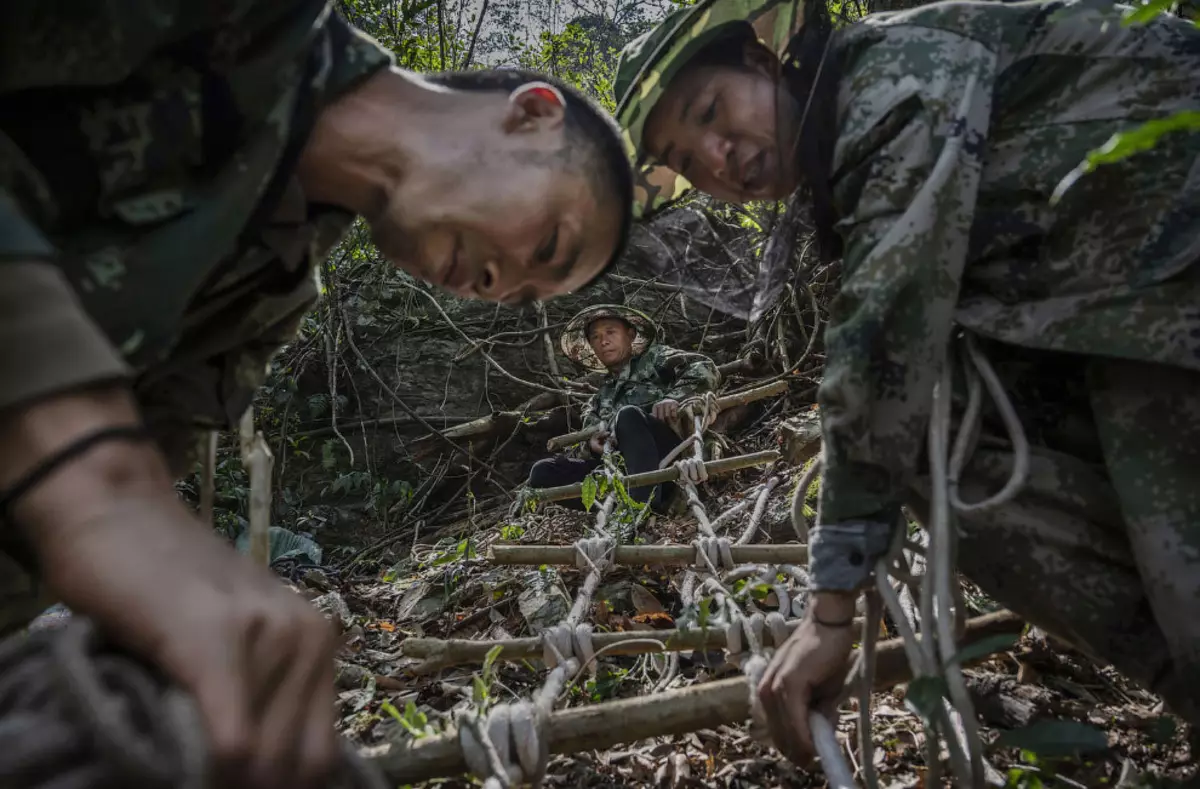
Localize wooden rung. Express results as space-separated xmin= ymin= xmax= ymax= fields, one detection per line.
xmin=489 ymin=543 xmax=808 ymax=567
xmin=401 ymin=616 xmax=833 ymax=667
xmin=373 ymin=610 xmax=1024 ymax=785
xmin=546 ymin=380 xmax=789 ymax=452
xmin=533 ymin=450 xmax=779 ymax=503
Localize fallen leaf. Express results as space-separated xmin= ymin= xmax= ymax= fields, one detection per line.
xmin=630 ymin=583 xmax=666 ymax=614
xmin=631 ymin=611 xmax=675 ymax=629
xmin=613 ymin=615 xmax=656 ymax=632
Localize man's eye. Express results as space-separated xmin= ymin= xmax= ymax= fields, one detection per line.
xmin=701 ymin=99 xmax=716 ymax=124
xmin=537 ymin=226 xmax=559 ymax=264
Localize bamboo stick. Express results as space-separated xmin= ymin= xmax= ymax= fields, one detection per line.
xmin=374 ymin=610 xmax=1024 ymax=784
xmin=534 ymin=450 xmax=779 ymax=503
xmin=239 ymin=409 xmax=274 ymax=567
xmin=401 ymin=616 xmax=837 ymax=666
xmin=489 ymin=543 xmax=808 ymax=567
xmin=198 ymin=430 xmax=217 ymax=526
xmin=546 ymin=381 xmax=789 ymax=452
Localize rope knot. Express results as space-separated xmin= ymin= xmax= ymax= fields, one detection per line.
xmin=724 ymin=612 xmax=767 ymax=664
xmin=458 ymin=700 xmax=549 ymax=789
xmin=572 ymin=537 xmax=614 ymax=572
xmin=693 ymin=536 xmax=734 ymax=572
xmin=541 ymin=623 xmax=595 ymax=672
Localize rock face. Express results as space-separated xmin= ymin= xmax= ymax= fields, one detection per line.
xmin=282 ymin=260 xmax=755 ymax=531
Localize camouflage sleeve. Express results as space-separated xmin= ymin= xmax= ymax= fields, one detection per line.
xmin=0 ymin=195 xmax=130 ymax=412
xmin=657 ymin=346 xmax=720 ymax=402
xmin=811 ymin=26 xmax=999 ymax=592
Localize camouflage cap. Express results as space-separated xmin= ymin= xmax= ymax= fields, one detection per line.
xmin=561 ymin=304 xmax=659 ymax=372
xmin=613 ymin=0 xmax=806 ymax=220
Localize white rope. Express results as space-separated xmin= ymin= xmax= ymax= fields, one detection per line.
xmin=693 ymin=536 xmax=735 ymax=573
xmin=459 ymin=702 xmax=545 ymax=788
xmin=541 ymin=622 xmax=595 ymax=670
xmin=572 ymin=537 xmax=615 ymax=571
xmin=736 ymin=477 xmax=780 ymax=545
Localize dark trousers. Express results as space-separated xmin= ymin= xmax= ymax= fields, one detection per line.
xmin=528 ymin=406 xmax=683 ymax=512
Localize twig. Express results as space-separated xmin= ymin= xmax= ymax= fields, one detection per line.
xmin=488 ymin=543 xmax=807 ymax=566
xmin=402 ymin=282 xmax=574 ymax=396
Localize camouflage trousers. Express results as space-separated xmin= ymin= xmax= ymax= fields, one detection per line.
xmin=906 ymin=353 xmax=1200 ymax=726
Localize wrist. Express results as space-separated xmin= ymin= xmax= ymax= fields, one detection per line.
xmin=810 ymin=590 xmax=857 ymax=625
xmin=0 ymin=386 xmax=173 ymax=546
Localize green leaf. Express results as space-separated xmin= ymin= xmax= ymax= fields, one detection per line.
xmin=950 ymin=632 xmax=1020 ymax=666
xmin=1052 ymin=111 xmax=1200 ymax=204
xmin=1121 ymin=0 xmax=1176 ymax=26
xmin=993 ymin=720 xmax=1110 ymax=758
xmin=482 ymin=644 xmax=503 ymax=683
xmin=472 ymin=675 xmax=489 ymax=705
xmin=581 ymin=475 xmax=598 ymax=511
xmin=903 ymin=675 xmax=948 ymax=726
xmin=380 ymin=699 xmax=404 ymax=724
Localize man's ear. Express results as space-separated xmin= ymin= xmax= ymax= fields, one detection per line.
xmin=741 ymin=39 xmax=781 ymax=79
xmin=503 ymin=81 xmax=567 ymax=134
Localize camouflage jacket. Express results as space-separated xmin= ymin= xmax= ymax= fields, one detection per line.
xmin=579 ymin=343 xmax=720 ymax=435
xmin=0 ymin=1 xmax=391 ymax=472
xmin=808 ymin=0 xmax=1200 ymax=591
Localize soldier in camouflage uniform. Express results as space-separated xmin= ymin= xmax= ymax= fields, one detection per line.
xmin=0 ymin=2 xmax=634 ymax=785
xmin=613 ymin=0 xmax=1200 ymax=765
xmin=528 ymin=305 xmax=720 ymax=512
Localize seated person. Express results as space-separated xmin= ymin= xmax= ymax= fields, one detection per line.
xmin=528 ymin=305 xmax=719 ymax=512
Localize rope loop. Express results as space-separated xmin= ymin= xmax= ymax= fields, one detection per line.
xmin=693 ymin=536 xmax=734 ymax=572
xmin=572 ymin=537 xmax=614 ymax=571
xmin=541 ymin=623 xmax=595 ymax=671
xmin=458 ymin=700 xmax=549 ymax=788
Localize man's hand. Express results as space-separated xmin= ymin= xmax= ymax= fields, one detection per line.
xmin=651 ymin=398 xmax=680 ymax=422
xmin=679 ymin=393 xmax=719 ymax=431
xmin=588 ymin=429 xmax=612 ymax=455
xmin=1 ymin=386 xmax=340 ymax=789
xmin=757 ymin=592 xmax=857 ymax=766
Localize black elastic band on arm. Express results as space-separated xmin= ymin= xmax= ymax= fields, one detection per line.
xmin=812 ymin=611 xmax=856 ymax=628
xmin=0 ymin=425 xmax=153 ymax=517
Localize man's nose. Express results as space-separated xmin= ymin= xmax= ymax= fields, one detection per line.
xmin=699 ymin=133 xmax=734 ymax=181
xmin=476 ymin=259 xmax=515 ymax=301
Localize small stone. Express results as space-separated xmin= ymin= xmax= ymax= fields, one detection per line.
xmin=313 ymin=591 xmax=353 ymax=631
xmin=518 ymin=586 xmax=571 ymax=633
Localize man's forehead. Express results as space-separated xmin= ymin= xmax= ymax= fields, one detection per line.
xmin=588 ymin=317 xmax=632 ymax=333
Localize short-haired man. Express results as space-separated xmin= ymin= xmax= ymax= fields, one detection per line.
xmin=0 ymin=4 xmax=633 ymax=785
xmin=528 ymin=305 xmax=719 ymax=512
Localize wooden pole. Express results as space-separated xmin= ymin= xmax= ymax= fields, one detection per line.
xmin=489 ymin=543 xmax=808 ymax=567
xmin=401 ymin=613 xmax=857 ymax=668
xmin=406 ymin=619 xmax=794 ymax=665
xmin=198 ymin=430 xmax=217 ymax=526
xmin=239 ymin=408 xmax=274 ymax=567
xmin=534 ymin=450 xmax=779 ymax=504
xmin=374 ymin=610 xmax=1024 ymax=785
xmin=546 ymin=381 xmax=789 ymax=452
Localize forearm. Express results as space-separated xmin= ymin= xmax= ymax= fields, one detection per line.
xmin=0 ymin=384 xmax=177 ymax=557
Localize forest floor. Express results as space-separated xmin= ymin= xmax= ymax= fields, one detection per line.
xmin=290 ymin=437 xmax=1198 ymax=789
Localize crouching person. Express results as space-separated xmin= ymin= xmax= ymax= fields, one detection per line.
xmin=528 ymin=305 xmax=719 ymax=512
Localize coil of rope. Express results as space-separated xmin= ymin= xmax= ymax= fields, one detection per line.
xmin=791 ymin=330 xmax=1029 ymax=789
xmin=0 ymin=618 xmax=386 ymax=789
